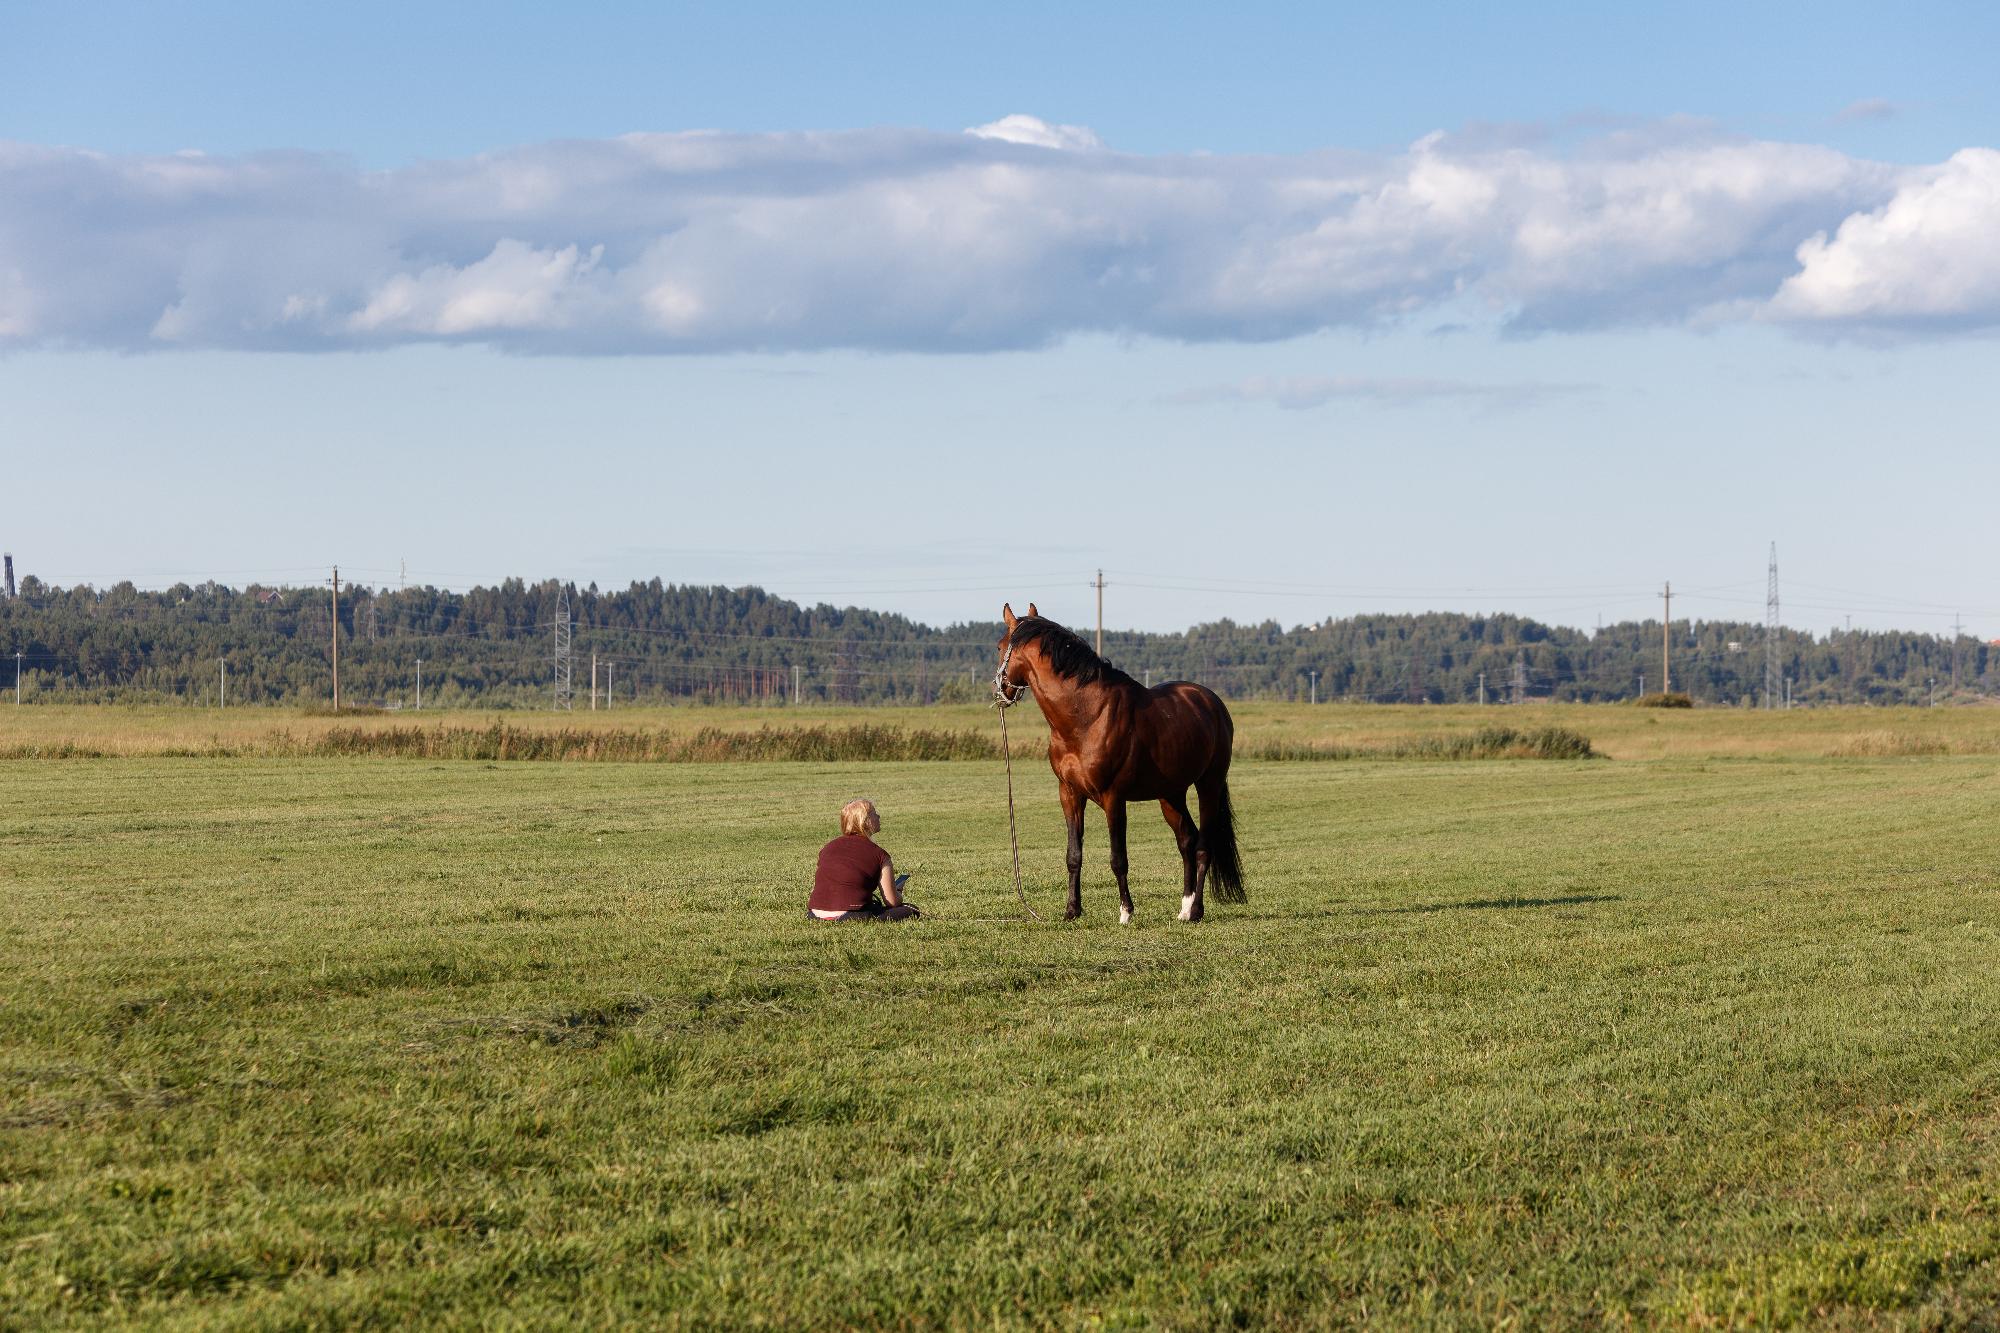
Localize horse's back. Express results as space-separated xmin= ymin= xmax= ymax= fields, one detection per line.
xmin=1135 ymin=680 xmax=1233 ymax=785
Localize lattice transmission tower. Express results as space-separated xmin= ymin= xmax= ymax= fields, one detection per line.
xmin=553 ymin=586 xmax=573 ymax=710
xmin=1764 ymin=543 xmax=1781 ymax=709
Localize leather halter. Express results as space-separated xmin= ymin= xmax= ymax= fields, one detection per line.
xmin=993 ymin=640 xmax=1028 ymax=707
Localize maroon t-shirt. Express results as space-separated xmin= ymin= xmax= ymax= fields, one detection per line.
xmin=810 ymin=835 xmax=890 ymax=912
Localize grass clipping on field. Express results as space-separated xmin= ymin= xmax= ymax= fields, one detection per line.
xmin=1 ymin=721 xmax=1600 ymax=762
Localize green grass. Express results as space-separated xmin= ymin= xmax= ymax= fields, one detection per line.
xmin=1243 ymin=724 xmax=1597 ymax=762
xmin=13 ymin=698 xmax=2000 ymax=763
xmin=3 ymin=743 xmax=1999 ymax=1326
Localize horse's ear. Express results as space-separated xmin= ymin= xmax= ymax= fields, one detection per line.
xmin=1002 ymin=602 xmax=1017 ymax=629
xmin=1026 ymin=602 xmax=1039 ymax=618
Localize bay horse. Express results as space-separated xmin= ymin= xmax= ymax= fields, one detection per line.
xmin=994 ymin=602 xmax=1245 ymax=923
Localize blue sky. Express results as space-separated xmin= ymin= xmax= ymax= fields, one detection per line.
xmin=3 ymin=1 xmax=1997 ymax=635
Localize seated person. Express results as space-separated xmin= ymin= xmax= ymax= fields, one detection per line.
xmin=809 ymin=798 xmax=919 ymax=922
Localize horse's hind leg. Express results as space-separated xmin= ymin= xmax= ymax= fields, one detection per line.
xmin=1105 ymin=798 xmax=1134 ymax=924
xmin=1159 ymin=793 xmax=1205 ymax=922
xmin=1061 ymin=783 xmax=1086 ymax=920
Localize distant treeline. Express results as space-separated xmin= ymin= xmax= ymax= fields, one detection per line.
xmin=0 ymin=575 xmax=1990 ymax=707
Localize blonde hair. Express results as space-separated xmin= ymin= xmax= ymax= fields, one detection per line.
xmin=838 ymin=799 xmax=879 ymax=837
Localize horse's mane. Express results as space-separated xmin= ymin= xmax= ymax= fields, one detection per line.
xmin=1008 ymin=617 xmax=1139 ymax=690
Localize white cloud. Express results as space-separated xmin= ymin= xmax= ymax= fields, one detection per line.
xmin=347 ymin=240 xmax=606 ymax=335
xmin=1769 ymin=148 xmax=2000 ymax=329
xmin=965 ymin=115 xmax=1103 ymax=151
xmin=0 ymin=264 xmax=34 ymax=337
xmin=0 ymin=121 xmax=1989 ymax=354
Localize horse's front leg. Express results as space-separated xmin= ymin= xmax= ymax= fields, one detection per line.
xmin=1105 ymin=797 xmax=1134 ymax=924
xmin=1061 ymin=784 xmax=1086 ymax=920
xmin=1159 ymin=792 xmax=1204 ymax=922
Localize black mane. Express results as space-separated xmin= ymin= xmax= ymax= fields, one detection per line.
xmin=1008 ymin=617 xmax=1138 ymax=690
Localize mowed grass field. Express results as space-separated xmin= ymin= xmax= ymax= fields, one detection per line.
xmin=10 ymin=699 xmax=2000 ymax=760
xmin=3 ymin=706 xmax=2000 ymax=1327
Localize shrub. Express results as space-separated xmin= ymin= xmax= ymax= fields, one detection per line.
xmin=1634 ymin=692 xmax=1694 ymax=709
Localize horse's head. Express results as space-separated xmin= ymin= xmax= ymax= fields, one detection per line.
xmin=994 ymin=601 xmax=1039 ymax=706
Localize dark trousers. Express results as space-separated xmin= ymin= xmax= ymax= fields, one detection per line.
xmin=807 ymin=901 xmax=918 ymax=923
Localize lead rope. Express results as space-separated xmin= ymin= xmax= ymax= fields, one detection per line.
xmin=999 ymin=704 xmax=1042 ymax=921
xmin=994 ymin=644 xmax=1043 ymax=922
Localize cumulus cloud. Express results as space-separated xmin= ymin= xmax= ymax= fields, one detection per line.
xmin=1769 ymin=148 xmax=2000 ymax=329
xmin=965 ymin=114 xmax=1103 ymax=151
xmin=0 ymin=120 xmax=1989 ymax=354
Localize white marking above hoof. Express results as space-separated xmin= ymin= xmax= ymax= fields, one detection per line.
xmin=1119 ymin=906 xmax=1133 ymax=925
xmin=1179 ymin=892 xmax=1197 ymax=921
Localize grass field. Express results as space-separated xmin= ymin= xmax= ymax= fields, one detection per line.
xmin=7 ymin=699 xmax=2000 ymax=761
xmin=4 ymin=706 xmax=1999 ymax=1326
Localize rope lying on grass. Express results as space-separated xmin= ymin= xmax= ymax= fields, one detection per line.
xmin=994 ymin=644 xmax=1044 ymax=922
xmin=998 ymin=705 xmax=1043 ymax=922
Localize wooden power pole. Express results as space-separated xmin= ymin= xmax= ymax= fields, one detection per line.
xmin=1094 ymin=569 xmax=1105 ymax=656
xmin=330 ymin=565 xmax=341 ymax=712
xmin=1658 ymin=580 xmax=1672 ymax=696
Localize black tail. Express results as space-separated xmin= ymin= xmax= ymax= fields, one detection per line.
xmin=1198 ymin=773 xmax=1246 ymax=904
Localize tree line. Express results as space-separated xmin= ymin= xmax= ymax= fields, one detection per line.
xmin=0 ymin=575 xmax=1990 ymax=708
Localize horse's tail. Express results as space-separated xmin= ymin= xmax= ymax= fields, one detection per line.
xmin=1199 ymin=770 xmax=1246 ymax=904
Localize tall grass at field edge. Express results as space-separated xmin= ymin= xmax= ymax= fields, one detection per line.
xmin=1246 ymin=725 xmax=1598 ymax=762
xmin=0 ymin=722 xmax=1604 ymax=763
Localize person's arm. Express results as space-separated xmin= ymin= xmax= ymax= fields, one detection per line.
xmin=878 ymin=855 xmax=901 ymax=907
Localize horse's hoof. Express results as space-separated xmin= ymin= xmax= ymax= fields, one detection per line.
xmin=1063 ymin=906 xmax=1082 ymax=921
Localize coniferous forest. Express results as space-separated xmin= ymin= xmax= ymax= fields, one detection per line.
xmin=0 ymin=575 xmax=1990 ymax=708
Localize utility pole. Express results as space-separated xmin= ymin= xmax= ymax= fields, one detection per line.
xmin=416 ymin=659 xmax=423 ymax=710
xmin=1639 ymin=673 xmax=1645 ymax=698
xmin=552 ymin=587 xmax=573 ymax=710
xmin=1310 ymin=669 xmax=1319 ymax=705
xmin=1765 ymin=544 xmax=1781 ymax=709
xmin=1094 ymin=569 xmax=1106 ymax=656
xmin=330 ymin=566 xmax=340 ymax=712
xmin=1929 ymin=678 xmax=1936 ymax=708
xmin=1144 ymin=668 xmax=1152 ymax=689
xmin=1477 ymin=671 xmax=1485 ymax=706
xmin=1659 ymin=581 xmax=1672 ymax=695
xmin=218 ymin=658 xmax=225 ymax=710
xmin=792 ymin=663 xmax=801 ymax=705
xmin=606 ymin=660 xmax=613 ymax=710
xmin=14 ymin=651 xmax=21 ymax=705
xmin=590 ymin=650 xmax=598 ymax=711
xmin=1842 ymin=613 xmax=1854 ymax=705
xmin=1785 ymin=676 xmax=1792 ymax=710
xmin=1952 ymin=612 xmax=1963 ymax=696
